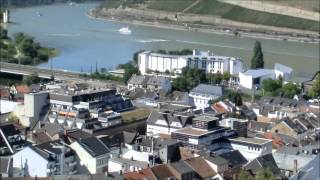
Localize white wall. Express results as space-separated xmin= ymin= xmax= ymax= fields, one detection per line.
xmin=231 ymin=141 xmax=272 ymax=162
xmin=239 ymin=73 xmax=254 ymax=89
xmin=13 ymin=147 xmax=48 ymax=177
xmin=108 ymin=160 xmax=122 ymax=173
xmin=70 ymin=142 xmax=97 ymax=174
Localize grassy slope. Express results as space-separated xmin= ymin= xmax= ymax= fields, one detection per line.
xmin=186 ymin=0 xmax=319 ymax=31
xmin=147 ymin=0 xmax=196 ymax=12
xmin=98 ymin=0 xmax=319 ymax=31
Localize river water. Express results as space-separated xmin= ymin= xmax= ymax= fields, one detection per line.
xmin=7 ymin=3 xmax=319 ymax=77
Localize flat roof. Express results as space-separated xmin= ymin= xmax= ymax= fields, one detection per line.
xmin=174 ymin=127 xmax=209 ymax=136
xmin=230 ymin=137 xmax=272 ymax=145
xmin=194 ymin=115 xmax=219 ymax=122
xmin=242 ymin=69 xmax=274 ymax=78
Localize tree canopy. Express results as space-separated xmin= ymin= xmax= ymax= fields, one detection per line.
xmin=262 ymin=78 xmax=282 ymax=96
xmin=308 ymin=74 xmax=320 ymax=98
xmin=250 ymin=41 xmax=264 ymax=69
xmin=282 ymin=82 xmax=301 ymax=98
xmin=255 ymin=168 xmax=277 ymax=180
xmin=172 ymin=67 xmax=206 ymax=91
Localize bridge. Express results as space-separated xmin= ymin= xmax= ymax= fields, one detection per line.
xmin=0 ymin=62 xmax=83 ymax=81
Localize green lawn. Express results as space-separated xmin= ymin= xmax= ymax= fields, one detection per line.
xmin=186 ymin=0 xmax=319 ymax=32
xmin=147 ymin=0 xmax=196 ymax=12
xmin=121 ymin=108 xmax=152 ymax=123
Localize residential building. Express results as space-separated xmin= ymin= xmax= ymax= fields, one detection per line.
xmin=146 ymin=110 xmax=194 ymax=136
xmin=290 ymin=155 xmax=319 ymax=180
xmin=151 ymin=164 xmax=176 ymax=180
xmin=228 ymin=137 xmax=272 ymax=162
xmin=123 ymin=137 xmax=181 ymax=164
xmin=171 ymin=116 xmax=231 ymax=150
xmin=239 ymin=63 xmax=293 ymax=89
xmin=12 ymin=140 xmax=77 ymax=177
xmin=244 ymin=154 xmax=280 ymax=176
xmin=270 ymin=118 xmax=306 ymax=138
xmin=127 ymin=75 xmax=172 ymax=93
xmin=189 ymin=84 xmax=223 ymax=110
xmin=185 ymin=157 xmax=223 ymax=180
xmin=70 ymin=137 xmax=110 ymax=174
xmin=108 ymin=156 xmax=149 ymax=174
xmin=9 ymin=85 xmax=30 ymax=102
xmin=218 ymin=150 xmax=248 ymax=169
xmin=167 ymin=160 xmax=197 ymax=180
xmin=273 ymin=146 xmax=318 ymax=177
xmin=123 ymin=168 xmax=157 ymax=180
xmin=0 ymin=123 xmax=24 ymax=155
xmin=138 ymin=50 xmax=244 ymax=77
xmin=219 ymin=118 xmax=248 ymax=137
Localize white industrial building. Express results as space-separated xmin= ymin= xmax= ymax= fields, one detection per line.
xmin=239 ymin=63 xmax=293 ymax=90
xmin=229 ymin=137 xmax=272 ymax=162
xmin=138 ymin=50 xmax=244 ymax=76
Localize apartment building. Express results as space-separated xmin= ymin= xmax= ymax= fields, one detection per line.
xmin=138 ymin=50 xmax=244 ymax=76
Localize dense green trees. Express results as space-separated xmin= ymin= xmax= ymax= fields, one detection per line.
xmin=262 ymin=78 xmax=282 ymax=96
xmin=262 ymin=78 xmax=302 ymax=98
xmin=255 ymin=168 xmax=276 ymax=180
xmin=250 ymin=41 xmax=264 ymax=69
xmin=282 ymin=82 xmax=301 ymax=98
xmin=238 ymin=168 xmax=276 ymax=180
xmin=308 ymin=74 xmax=320 ymax=98
xmin=172 ymin=67 xmax=206 ymax=91
xmin=155 ymin=49 xmax=193 ymax=55
xmin=0 ymin=29 xmax=56 ymax=65
xmin=238 ymin=170 xmax=254 ymax=180
xmin=228 ymin=91 xmax=243 ymax=106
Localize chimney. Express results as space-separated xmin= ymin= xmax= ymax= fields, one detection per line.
xmin=294 ymin=159 xmax=298 ymax=174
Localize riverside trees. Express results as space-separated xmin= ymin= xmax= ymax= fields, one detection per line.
xmin=250 ymin=41 xmax=264 ymax=69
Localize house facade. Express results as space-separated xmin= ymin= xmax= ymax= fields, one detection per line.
xmin=12 ymin=141 xmax=77 ymax=177
xmin=127 ymin=75 xmax=172 ymax=93
xmin=70 ymin=137 xmax=110 ymax=174
xmin=189 ymin=84 xmax=223 ymax=110
xmin=146 ymin=110 xmax=194 ymax=136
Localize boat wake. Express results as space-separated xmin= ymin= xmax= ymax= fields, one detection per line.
xmin=137 ymin=39 xmax=170 ymax=43
xmin=47 ymin=33 xmax=81 ymax=37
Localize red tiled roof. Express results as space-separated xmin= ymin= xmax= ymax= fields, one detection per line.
xmin=263 ymin=132 xmax=285 ymax=149
xmin=185 ymin=157 xmax=217 ymax=179
xmin=15 ymin=85 xmax=30 ymax=94
xmin=124 ymin=167 xmax=157 ymax=180
xmin=0 ymin=89 xmax=9 ymax=98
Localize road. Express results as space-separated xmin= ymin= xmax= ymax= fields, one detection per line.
xmin=0 ymin=62 xmax=126 ymax=88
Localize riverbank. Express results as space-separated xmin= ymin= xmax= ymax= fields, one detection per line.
xmin=89 ymin=9 xmax=319 ymax=44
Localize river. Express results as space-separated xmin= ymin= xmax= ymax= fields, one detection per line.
xmin=6 ymin=2 xmax=319 ymax=77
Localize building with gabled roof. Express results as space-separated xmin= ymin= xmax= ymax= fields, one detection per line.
xmin=189 ymin=84 xmax=223 ymax=110
xmin=12 ymin=140 xmax=77 ymax=177
xmin=245 ymin=153 xmax=280 ymax=176
xmin=70 ymin=136 xmax=110 ymax=174
xmin=146 ymin=110 xmax=194 ymax=136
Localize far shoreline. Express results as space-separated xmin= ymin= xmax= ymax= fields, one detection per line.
xmin=87 ymin=10 xmax=319 ymax=45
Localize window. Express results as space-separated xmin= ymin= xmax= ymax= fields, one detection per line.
xmin=202 ymin=61 xmax=206 ymax=69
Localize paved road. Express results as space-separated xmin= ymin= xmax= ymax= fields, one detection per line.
xmin=0 ymin=62 xmax=126 ymax=88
